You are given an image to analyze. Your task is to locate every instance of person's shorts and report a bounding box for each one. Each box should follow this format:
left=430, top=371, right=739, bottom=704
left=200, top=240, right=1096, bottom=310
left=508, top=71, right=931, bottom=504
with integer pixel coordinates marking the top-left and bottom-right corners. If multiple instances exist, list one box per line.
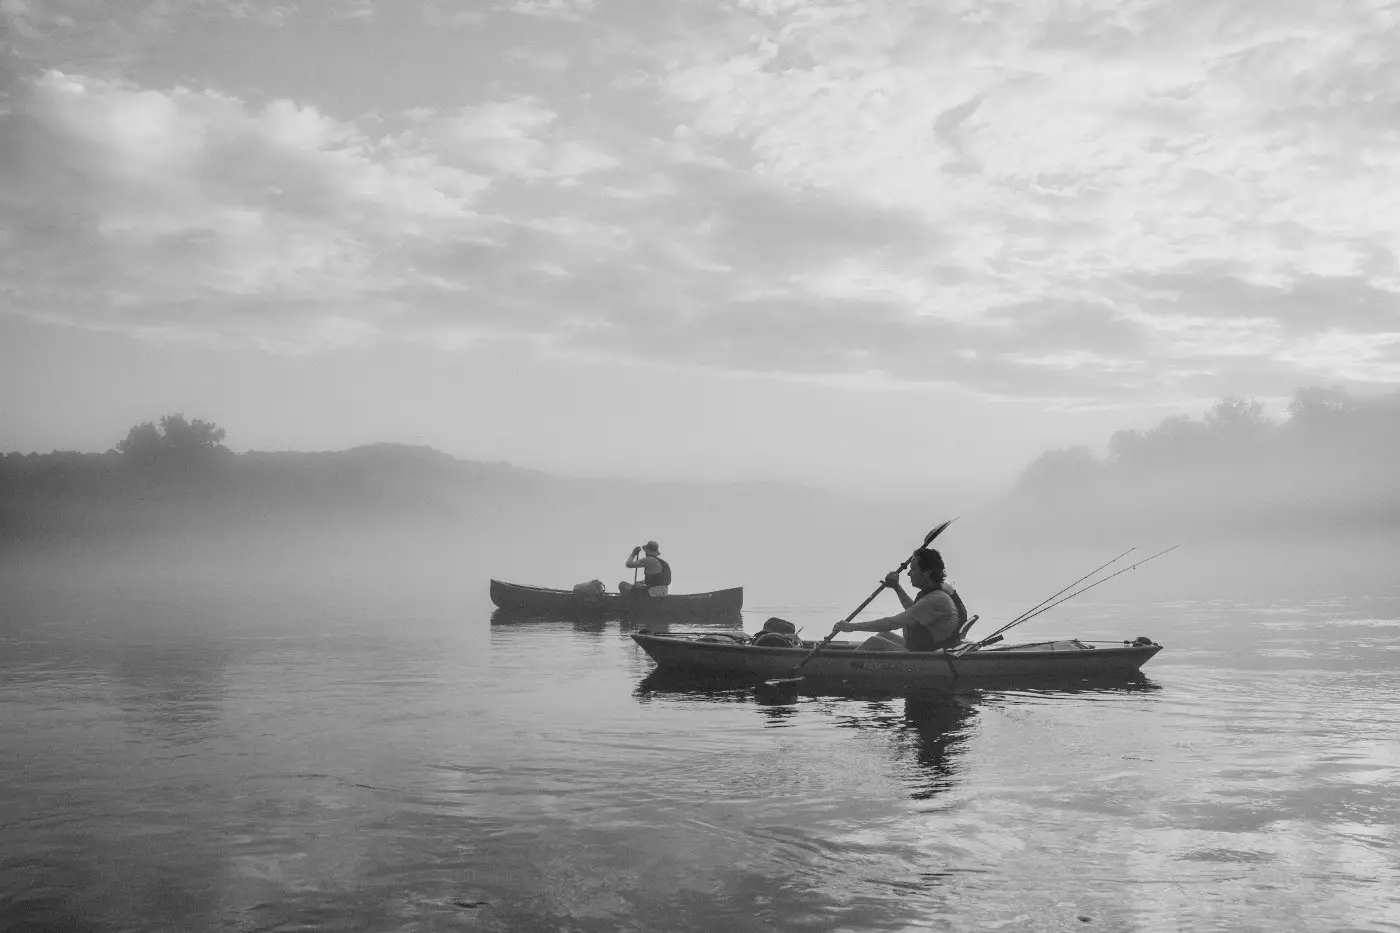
left=619, top=582, right=668, bottom=597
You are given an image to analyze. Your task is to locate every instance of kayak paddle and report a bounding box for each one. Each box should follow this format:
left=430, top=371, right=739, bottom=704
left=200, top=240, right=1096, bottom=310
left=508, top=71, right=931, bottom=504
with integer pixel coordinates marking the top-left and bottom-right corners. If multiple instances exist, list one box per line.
left=762, top=519, right=956, bottom=687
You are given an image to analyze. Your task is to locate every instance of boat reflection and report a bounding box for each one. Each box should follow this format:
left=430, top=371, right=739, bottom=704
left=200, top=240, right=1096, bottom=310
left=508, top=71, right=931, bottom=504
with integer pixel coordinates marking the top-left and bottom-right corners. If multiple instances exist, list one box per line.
left=634, top=666, right=1162, bottom=701
left=489, top=608, right=743, bottom=631
left=634, top=668, right=1164, bottom=799
left=841, top=693, right=976, bottom=800
left=635, top=669, right=978, bottom=799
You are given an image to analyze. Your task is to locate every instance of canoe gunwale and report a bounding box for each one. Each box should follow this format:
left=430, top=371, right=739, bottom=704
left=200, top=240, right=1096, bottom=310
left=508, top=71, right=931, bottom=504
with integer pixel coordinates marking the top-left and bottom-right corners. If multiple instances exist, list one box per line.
left=489, top=579, right=744, bottom=615
left=630, top=632, right=1162, bottom=685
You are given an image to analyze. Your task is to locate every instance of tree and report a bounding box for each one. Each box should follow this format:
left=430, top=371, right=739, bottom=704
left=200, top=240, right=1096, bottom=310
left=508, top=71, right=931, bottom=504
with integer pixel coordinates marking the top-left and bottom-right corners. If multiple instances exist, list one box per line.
left=1286, top=386, right=1355, bottom=433
left=157, top=414, right=226, bottom=453
left=1015, top=446, right=1100, bottom=494
left=114, top=421, right=163, bottom=461
left=1204, top=396, right=1271, bottom=441
left=114, top=414, right=228, bottom=467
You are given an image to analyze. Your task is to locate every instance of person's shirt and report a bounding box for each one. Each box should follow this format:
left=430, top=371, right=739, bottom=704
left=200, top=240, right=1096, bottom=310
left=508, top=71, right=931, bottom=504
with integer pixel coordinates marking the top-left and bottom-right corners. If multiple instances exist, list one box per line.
left=889, top=586, right=961, bottom=651
left=625, top=554, right=664, bottom=576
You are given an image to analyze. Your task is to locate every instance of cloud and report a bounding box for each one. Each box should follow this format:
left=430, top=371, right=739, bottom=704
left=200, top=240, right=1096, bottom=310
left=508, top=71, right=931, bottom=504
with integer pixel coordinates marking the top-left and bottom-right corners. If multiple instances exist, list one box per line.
left=1127, top=268, right=1400, bottom=335
left=640, top=0, right=1400, bottom=391
left=5, top=0, right=1400, bottom=405
left=0, top=71, right=494, bottom=348
left=327, top=0, right=376, bottom=23
left=421, top=3, right=485, bottom=27
left=504, top=0, right=596, bottom=22
left=434, top=99, right=618, bottom=179
left=504, top=47, right=571, bottom=72
left=215, top=1, right=299, bottom=26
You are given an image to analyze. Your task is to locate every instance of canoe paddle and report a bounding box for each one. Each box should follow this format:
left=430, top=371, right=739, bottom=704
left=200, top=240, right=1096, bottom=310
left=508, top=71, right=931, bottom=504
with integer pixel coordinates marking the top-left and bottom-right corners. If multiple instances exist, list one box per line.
left=762, top=519, right=956, bottom=687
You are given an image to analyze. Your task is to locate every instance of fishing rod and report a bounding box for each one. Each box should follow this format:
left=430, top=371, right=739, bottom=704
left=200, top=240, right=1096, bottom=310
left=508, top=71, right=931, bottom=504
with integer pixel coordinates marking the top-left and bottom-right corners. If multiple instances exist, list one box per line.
left=967, top=545, right=1180, bottom=650
left=987, top=547, right=1136, bottom=640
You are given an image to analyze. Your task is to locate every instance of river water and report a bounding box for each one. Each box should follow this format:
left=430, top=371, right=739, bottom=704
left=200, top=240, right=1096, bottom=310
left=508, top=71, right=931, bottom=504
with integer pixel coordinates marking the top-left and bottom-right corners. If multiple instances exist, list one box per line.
left=2, top=577, right=1398, bottom=932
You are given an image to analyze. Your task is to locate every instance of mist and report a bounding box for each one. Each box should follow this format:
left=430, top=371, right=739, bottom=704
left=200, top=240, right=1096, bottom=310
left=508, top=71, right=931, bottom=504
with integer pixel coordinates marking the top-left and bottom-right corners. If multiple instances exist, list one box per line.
left=5, top=391, right=1398, bottom=634
left=959, top=386, right=1400, bottom=607
left=0, top=418, right=937, bottom=617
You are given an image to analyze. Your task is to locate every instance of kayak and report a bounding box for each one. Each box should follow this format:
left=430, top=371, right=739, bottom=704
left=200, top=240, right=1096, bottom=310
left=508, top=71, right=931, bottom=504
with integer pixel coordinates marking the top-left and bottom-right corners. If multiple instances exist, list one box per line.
left=630, top=631, right=1162, bottom=687
left=489, top=579, right=743, bottom=618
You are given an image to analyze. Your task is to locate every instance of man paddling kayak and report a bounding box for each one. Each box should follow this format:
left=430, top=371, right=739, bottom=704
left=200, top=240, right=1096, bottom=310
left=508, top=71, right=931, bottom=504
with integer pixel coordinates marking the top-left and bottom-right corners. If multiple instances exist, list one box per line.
left=833, top=547, right=968, bottom=650
left=620, top=540, right=671, bottom=597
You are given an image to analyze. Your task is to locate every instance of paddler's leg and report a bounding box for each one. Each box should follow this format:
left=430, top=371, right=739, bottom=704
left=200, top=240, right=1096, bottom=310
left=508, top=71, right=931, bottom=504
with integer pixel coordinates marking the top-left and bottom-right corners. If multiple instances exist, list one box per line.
left=858, top=631, right=905, bottom=651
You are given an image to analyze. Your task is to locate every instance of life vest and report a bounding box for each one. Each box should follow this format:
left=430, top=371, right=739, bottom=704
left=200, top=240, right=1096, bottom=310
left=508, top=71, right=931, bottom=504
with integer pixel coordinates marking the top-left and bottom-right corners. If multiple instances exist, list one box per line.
left=945, top=582, right=969, bottom=628
left=644, top=557, right=671, bottom=588
left=904, top=583, right=968, bottom=652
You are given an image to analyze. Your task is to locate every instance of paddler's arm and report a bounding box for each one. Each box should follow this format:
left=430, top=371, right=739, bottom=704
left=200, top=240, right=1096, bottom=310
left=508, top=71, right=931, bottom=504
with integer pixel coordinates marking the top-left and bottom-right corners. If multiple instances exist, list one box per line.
left=835, top=608, right=915, bottom=634
left=882, top=571, right=914, bottom=609
left=625, top=546, right=645, bottom=568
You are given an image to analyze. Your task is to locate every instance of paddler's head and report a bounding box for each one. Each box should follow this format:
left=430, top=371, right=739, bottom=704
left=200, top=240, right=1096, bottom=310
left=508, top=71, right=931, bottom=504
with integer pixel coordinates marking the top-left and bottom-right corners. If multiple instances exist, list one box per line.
left=909, top=547, right=946, bottom=588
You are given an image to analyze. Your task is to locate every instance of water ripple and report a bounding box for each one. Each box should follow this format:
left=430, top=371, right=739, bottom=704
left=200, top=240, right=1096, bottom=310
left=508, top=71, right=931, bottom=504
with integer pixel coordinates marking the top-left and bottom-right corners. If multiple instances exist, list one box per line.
left=3, top=591, right=1399, bottom=932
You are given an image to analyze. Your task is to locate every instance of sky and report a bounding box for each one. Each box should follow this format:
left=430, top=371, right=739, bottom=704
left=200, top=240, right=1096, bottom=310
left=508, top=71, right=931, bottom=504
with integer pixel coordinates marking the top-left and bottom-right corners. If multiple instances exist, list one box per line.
left=3, top=0, right=1400, bottom=492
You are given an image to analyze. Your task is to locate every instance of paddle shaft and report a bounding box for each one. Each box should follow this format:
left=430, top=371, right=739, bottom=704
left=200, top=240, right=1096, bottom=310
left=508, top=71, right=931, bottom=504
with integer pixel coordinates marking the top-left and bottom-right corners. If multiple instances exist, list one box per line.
left=779, top=581, right=892, bottom=680
left=778, top=527, right=950, bottom=680
left=767, top=515, right=952, bottom=683
left=628, top=547, right=640, bottom=621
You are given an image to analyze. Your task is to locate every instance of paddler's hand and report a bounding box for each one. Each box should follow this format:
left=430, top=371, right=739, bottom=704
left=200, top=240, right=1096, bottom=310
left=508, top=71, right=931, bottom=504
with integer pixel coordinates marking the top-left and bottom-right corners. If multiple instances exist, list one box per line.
left=882, top=571, right=901, bottom=588
left=630, top=546, right=641, bottom=558
left=834, top=620, right=857, bottom=633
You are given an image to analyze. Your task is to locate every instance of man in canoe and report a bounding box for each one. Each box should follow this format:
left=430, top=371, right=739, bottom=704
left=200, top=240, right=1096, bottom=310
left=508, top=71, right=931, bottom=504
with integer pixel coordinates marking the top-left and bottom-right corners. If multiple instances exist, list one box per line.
left=620, top=540, right=671, bottom=597
left=833, top=547, right=968, bottom=651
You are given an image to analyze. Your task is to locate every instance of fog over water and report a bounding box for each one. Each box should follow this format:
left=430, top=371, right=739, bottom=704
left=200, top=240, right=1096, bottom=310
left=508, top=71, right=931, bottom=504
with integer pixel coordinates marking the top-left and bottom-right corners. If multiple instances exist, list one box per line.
left=6, top=389, right=1398, bottom=612
left=3, top=397, right=1399, bottom=931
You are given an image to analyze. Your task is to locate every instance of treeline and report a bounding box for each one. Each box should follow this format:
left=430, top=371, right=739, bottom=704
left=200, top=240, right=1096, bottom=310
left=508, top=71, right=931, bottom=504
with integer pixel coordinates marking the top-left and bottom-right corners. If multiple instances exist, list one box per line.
left=0, top=414, right=898, bottom=599
left=1001, top=387, right=1400, bottom=540
left=0, top=414, right=560, bottom=545
left=0, top=413, right=846, bottom=549
left=9, top=390, right=1399, bottom=552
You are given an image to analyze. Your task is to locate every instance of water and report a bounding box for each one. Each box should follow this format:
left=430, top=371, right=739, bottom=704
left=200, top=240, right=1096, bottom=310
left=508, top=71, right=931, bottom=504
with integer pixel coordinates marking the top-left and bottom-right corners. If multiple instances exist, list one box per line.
left=2, top=579, right=1398, bottom=932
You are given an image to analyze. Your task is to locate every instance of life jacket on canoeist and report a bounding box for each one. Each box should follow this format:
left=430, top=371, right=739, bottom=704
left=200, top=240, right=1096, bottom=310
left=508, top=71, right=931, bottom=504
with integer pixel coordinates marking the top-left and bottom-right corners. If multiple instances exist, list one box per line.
left=903, top=582, right=969, bottom=652
left=643, top=557, right=671, bottom=589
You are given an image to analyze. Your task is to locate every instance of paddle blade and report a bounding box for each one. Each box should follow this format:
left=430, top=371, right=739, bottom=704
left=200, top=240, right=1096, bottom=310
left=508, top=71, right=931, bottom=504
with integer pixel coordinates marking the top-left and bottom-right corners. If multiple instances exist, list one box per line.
left=924, top=518, right=957, bottom=546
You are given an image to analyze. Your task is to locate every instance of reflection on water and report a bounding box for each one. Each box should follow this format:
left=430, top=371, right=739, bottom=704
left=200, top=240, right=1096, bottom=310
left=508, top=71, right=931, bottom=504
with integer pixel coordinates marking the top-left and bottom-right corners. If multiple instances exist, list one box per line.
left=895, top=696, right=974, bottom=800
left=490, top=607, right=744, bottom=634
left=4, top=585, right=1399, bottom=932
left=637, top=671, right=978, bottom=801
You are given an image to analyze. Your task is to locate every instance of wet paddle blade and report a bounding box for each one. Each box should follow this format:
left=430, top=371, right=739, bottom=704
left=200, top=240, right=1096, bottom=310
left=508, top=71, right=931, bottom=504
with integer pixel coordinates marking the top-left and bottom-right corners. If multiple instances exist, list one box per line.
left=924, top=518, right=956, bottom=546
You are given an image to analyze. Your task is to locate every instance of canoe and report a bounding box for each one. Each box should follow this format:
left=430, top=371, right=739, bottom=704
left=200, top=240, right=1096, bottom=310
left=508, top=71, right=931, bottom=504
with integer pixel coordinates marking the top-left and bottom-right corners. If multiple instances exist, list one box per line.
left=489, top=579, right=743, bottom=618
left=630, top=631, right=1162, bottom=687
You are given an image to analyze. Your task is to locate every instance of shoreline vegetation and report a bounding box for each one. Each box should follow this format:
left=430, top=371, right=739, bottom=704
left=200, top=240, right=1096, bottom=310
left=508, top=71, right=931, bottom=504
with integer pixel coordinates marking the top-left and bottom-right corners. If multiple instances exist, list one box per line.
left=1006, top=387, right=1400, bottom=540
left=3, top=389, right=1398, bottom=602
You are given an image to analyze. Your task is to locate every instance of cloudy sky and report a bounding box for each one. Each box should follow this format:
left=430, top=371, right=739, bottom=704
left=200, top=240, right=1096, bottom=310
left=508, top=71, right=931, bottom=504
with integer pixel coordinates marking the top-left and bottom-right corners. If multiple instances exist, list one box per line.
left=3, top=0, right=1399, bottom=490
